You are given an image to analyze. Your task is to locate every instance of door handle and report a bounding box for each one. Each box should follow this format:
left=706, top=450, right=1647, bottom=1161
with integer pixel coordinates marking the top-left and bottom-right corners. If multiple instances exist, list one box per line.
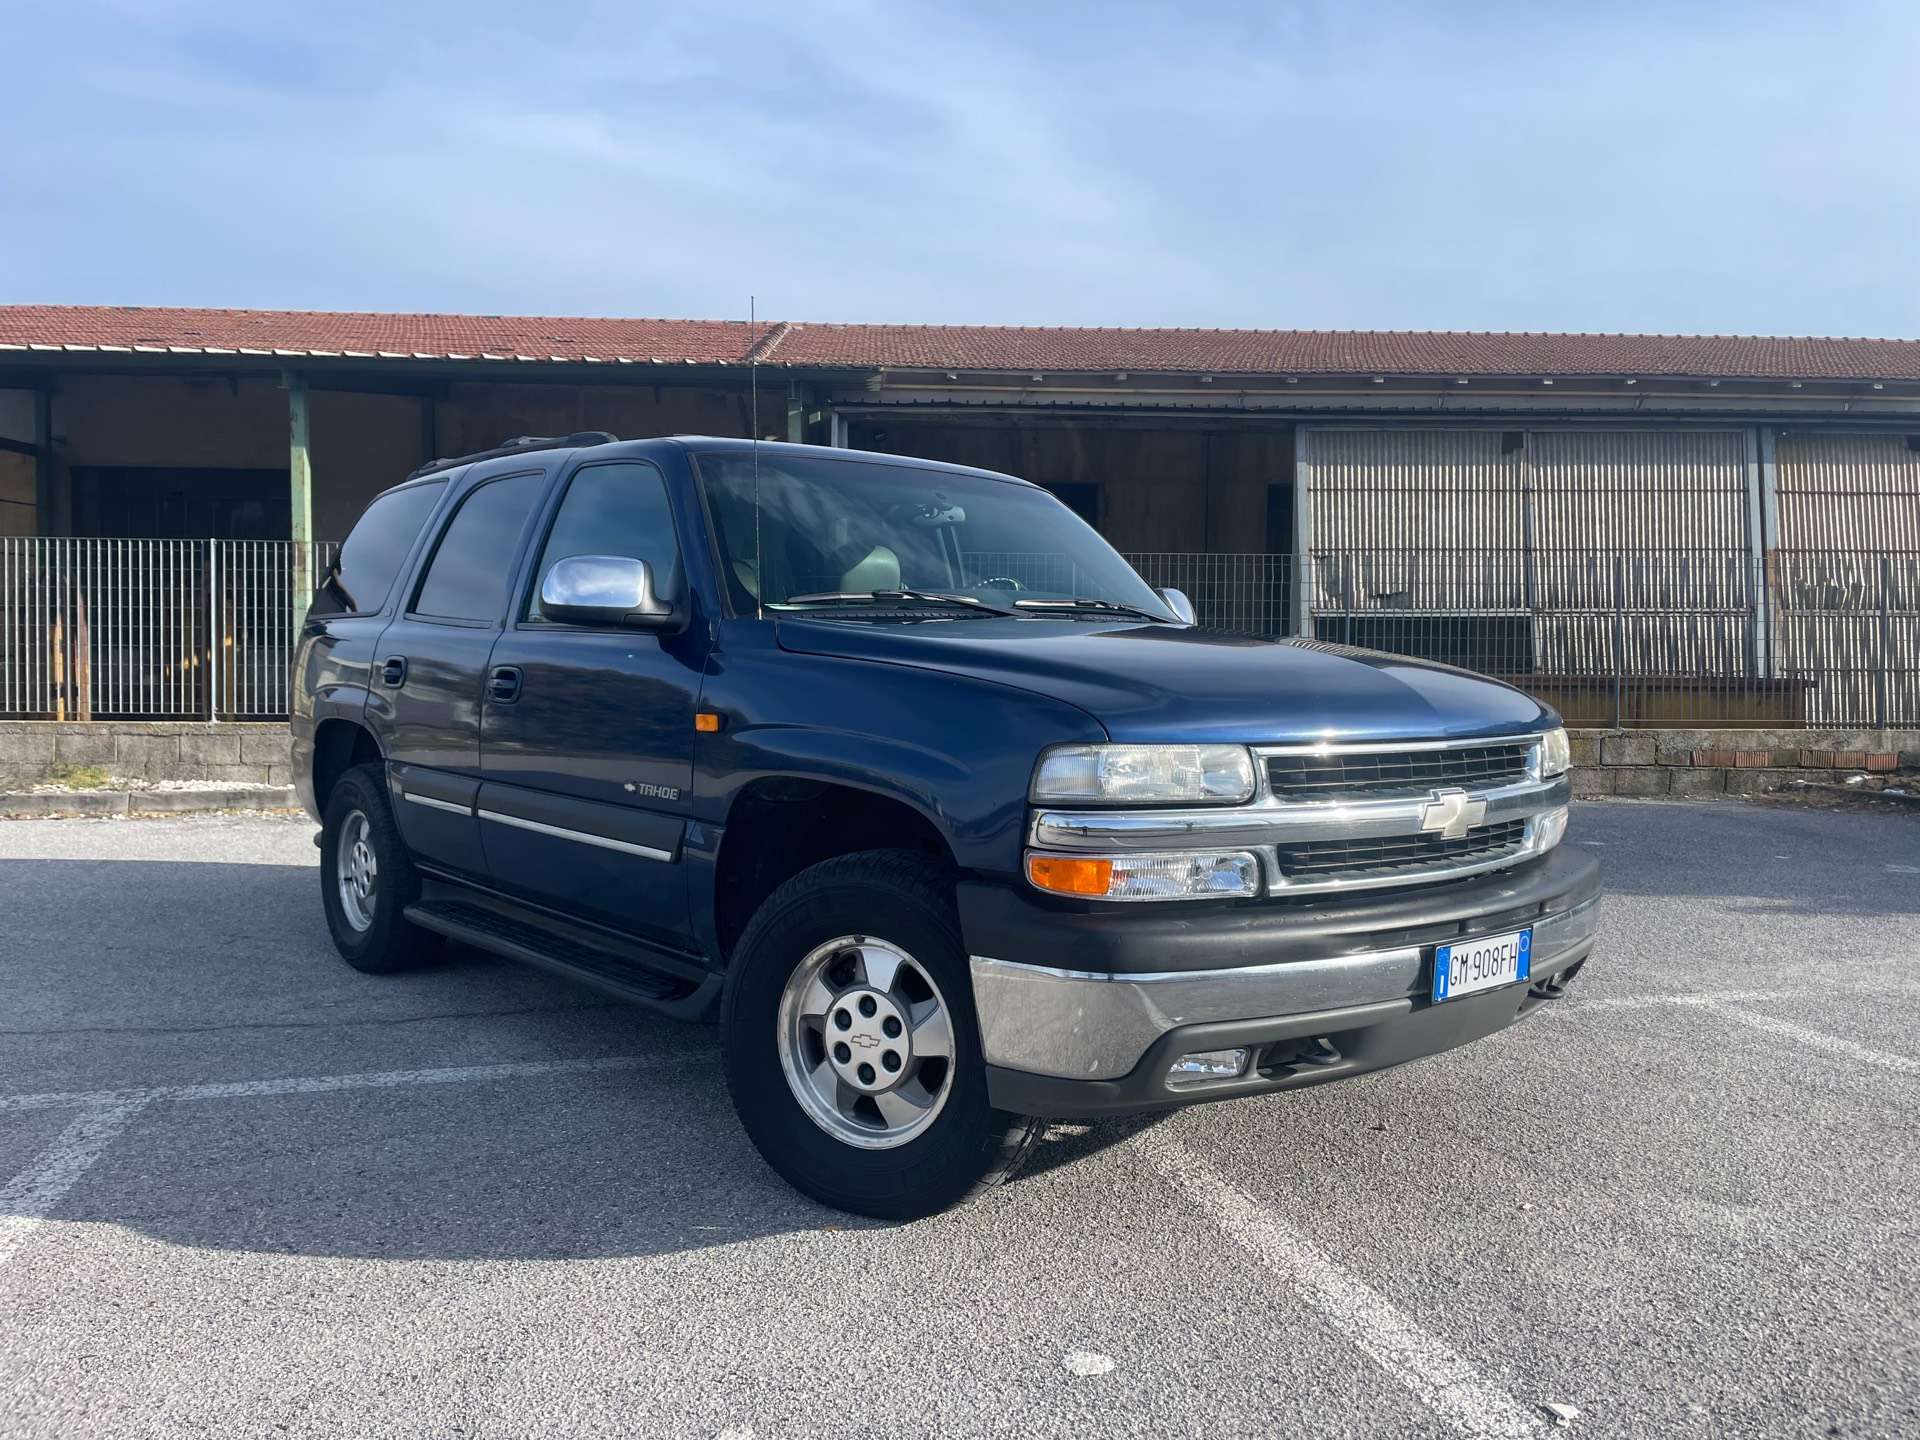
left=380, top=655, right=408, bottom=687
left=487, top=665, right=523, bottom=704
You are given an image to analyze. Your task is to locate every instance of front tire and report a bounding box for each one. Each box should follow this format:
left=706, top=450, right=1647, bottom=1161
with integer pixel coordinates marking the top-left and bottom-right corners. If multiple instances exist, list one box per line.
left=318, top=762, right=444, bottom=975
left=722, top=850, right=1040, bottom=1220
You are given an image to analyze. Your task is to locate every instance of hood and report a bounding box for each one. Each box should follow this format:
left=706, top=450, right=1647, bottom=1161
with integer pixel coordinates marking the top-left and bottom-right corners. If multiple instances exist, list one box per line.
left=774, top=617, right=1556, bottom=745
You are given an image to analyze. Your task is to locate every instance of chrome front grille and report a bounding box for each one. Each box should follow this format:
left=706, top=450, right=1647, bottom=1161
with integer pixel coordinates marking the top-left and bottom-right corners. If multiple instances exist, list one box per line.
left=1273, top=819, right=1528, bottom=880
left=1027, top=732, right=1566, bottom=897
left=1265, top=742, right=1531, bottom=800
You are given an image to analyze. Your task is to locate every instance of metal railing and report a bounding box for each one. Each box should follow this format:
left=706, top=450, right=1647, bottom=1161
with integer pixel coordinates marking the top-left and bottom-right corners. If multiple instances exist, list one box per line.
left=0, top=539, right=1913, bottom=728
left=0, top=539, right=335, bottom=722
left=1127, top=548, right=1920, bottom=728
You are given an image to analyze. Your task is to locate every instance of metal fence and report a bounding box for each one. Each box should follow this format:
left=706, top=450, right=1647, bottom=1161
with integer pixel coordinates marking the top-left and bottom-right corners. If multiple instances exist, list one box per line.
left=0, top=539, right=335, bottom=722
left=1129, top=548, right=1919, bottom=728
left=1, top=538, right=1913, bottom=728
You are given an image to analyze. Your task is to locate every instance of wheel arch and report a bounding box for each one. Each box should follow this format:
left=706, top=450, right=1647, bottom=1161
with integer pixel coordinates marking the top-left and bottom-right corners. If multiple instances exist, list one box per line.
left=311, top=717, right=385, bottom=812
left=710, top=776, right=958, bottom=963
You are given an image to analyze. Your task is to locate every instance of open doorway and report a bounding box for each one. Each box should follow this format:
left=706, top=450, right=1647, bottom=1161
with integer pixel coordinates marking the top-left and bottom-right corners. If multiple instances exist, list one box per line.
left=68, top=467, right=290, bottom=539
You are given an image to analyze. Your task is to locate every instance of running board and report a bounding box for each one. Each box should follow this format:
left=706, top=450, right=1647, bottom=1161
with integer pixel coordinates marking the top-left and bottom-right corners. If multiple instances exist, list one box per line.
left=403, top=896, right=720, bottom=1022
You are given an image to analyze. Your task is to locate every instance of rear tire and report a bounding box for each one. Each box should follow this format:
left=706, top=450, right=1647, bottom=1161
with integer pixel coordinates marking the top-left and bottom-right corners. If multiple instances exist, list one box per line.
left=319, top=762, right=445, bottom=975
left=722, top=849, right=1040, bottom=1220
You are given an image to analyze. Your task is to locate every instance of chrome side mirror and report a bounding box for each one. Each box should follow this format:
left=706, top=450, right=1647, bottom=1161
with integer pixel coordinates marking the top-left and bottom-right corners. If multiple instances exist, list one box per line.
left=1158, top=586, right=1197, bottom=625
left=538, top=555, right=675, bottom=628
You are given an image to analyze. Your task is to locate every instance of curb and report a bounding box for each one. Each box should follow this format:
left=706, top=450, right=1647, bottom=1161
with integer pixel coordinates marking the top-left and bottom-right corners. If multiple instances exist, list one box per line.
left=0, top=786, right=300, bottom=819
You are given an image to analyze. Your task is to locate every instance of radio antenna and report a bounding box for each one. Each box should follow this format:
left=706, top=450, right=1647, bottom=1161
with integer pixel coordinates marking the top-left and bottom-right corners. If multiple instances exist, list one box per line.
left=749, top=294, right=764, bottom=619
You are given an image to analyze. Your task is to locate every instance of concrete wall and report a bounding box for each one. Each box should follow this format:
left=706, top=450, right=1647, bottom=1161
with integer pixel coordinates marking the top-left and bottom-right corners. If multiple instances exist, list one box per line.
left=0, top=722, right=290, bottom=787
left=1568, top=727, right=1920, bottom=797
left=3, top=719, right=1912, bottom=798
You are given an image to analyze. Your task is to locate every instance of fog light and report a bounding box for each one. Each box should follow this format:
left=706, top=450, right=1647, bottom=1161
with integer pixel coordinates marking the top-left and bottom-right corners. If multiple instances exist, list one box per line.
left=1534, top=805, right=1569, bottom=852
left=1166, top=1047, right=1250, bottom=1088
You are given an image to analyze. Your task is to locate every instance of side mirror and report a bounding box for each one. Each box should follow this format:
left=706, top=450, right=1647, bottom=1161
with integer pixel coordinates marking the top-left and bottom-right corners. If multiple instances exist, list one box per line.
left=539, top=555, right=676, bottom=628
left=1158, top=587, right=1197, bottom=625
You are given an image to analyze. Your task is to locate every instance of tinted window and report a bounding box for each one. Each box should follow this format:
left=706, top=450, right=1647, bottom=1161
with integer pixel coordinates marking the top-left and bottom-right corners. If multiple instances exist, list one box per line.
left=527, top=461, right=681, bottom=620
left=313, top=480, right=446, bottom=615
left=411, top=472, right=543, bottom=622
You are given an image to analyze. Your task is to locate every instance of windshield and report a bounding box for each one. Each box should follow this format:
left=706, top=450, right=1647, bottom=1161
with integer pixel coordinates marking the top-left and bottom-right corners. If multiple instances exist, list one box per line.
left=696, top=452, right=1174, bottom=619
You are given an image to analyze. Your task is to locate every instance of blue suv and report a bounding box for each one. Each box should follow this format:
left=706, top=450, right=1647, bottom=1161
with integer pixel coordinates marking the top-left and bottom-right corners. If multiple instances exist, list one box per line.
left=293, top=434, right=1600, bottom=1219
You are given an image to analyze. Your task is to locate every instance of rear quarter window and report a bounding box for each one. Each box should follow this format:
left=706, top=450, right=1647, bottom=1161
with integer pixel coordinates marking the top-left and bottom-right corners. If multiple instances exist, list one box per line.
left=313, top=480, right=447, bottom=615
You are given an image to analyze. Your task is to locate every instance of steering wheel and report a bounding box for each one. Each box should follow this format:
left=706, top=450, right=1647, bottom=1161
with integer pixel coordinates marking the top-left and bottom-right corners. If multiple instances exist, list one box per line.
left=980, top=576, right=1025, bottom=591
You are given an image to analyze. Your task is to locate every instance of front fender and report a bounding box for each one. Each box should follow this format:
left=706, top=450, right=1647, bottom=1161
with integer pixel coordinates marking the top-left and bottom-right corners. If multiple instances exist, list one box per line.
left=693, top=640, right=1106, bottom=874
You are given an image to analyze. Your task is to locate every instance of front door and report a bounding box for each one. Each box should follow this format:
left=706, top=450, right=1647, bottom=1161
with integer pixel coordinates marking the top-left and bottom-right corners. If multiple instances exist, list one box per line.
left=479, top=457, right=702, bottom=951
left=369, top=467, right=549, bottom=880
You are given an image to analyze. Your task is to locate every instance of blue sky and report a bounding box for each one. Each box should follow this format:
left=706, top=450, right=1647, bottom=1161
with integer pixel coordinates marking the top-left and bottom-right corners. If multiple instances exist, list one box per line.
left=6, top=1, right=1917, bottom=337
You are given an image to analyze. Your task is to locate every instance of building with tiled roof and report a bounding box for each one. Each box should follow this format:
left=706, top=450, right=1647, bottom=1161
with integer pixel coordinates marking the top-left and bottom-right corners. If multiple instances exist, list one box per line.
left=0, top=302, right=1915, bottom=730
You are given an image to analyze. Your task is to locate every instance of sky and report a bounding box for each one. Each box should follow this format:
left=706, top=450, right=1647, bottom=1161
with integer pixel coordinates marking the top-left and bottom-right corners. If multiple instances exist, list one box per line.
left=5, top=0, right=1918, bottom=338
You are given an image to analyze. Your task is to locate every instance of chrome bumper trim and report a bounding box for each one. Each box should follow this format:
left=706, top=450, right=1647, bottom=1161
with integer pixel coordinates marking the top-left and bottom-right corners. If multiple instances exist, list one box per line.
left=1031, top=774, right=1569, bottom=850
left=970, top=890, right=1600, bottom=1082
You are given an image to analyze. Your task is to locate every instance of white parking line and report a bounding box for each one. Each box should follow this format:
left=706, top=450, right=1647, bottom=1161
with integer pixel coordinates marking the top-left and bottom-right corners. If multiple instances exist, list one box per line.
left=0, top=1053, right=688, bottom=1271
left=1567, top=989, right=1792, bottom=1011
left=1136, top=1131, right=1549, bottom=1440
left=0, top=1052, right=689, bottom=1113
left=1679, top=999, right=1920, bottom=1075
left=0, top=1096, right=153, bottom=1269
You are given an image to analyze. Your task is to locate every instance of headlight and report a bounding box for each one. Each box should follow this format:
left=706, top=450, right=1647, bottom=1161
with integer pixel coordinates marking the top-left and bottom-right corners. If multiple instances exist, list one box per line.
left=1031, top=744, right=1256, bottom=805
left=1026, top=850, right=1261, bottom=901
left=1538, top=726, right=1570, bottom=779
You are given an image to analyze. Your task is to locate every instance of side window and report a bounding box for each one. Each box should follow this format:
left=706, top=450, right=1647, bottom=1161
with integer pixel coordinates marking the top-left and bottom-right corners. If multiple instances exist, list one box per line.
left=411, top=471, right=544, bottom=623
left=526, top=461, right=681, bottom=620
left=313, top=479, right=447, bottom=615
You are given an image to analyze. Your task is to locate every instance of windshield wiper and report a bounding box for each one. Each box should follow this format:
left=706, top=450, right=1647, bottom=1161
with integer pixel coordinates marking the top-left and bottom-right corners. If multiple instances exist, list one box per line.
left=773, top=588, right=1021, bottom=617
left=1012, top=597, right=1170, bottom=622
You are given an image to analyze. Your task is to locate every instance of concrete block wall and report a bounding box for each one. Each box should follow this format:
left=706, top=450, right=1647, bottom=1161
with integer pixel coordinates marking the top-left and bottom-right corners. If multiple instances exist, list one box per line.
left=2, top=721, right=1915, bottom=800
left=1568, top=728, right=1920, bottom=798
left=0, top=722, right=292, bottom=788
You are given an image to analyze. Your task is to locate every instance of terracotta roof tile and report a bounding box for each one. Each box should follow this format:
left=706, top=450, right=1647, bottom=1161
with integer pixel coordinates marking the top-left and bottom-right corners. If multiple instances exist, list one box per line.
left=765, top=322, right=1920, bottom=381
left=0, top=305, right=772, bottom=366
left=3, top=305, right=1917, bottom=382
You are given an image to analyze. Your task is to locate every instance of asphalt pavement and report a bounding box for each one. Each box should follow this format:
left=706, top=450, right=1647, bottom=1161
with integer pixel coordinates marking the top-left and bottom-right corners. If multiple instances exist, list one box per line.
left=0, top=801, right=1915, bottom=1439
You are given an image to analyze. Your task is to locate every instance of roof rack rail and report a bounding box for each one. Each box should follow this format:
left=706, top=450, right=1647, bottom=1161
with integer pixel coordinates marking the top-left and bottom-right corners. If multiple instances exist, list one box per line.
left=407, top=430, right=619, bottom=480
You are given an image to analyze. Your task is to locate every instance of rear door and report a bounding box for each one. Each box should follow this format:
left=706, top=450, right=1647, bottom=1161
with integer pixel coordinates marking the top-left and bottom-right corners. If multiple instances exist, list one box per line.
left=368, top=466, right=549, bottom=880
left=478, top=456, right=702, bottom=950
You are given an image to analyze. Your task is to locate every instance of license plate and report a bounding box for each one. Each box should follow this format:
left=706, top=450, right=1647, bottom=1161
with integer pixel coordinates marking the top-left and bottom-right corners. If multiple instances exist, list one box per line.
left=1432, top=928, right=1532, bottom=1003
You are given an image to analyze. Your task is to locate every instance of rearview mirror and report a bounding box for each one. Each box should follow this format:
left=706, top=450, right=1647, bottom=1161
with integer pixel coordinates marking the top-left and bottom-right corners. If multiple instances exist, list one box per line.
left=538, top=555, right=676, bottom=628
left=1158, top=587, right=1197, bottom=625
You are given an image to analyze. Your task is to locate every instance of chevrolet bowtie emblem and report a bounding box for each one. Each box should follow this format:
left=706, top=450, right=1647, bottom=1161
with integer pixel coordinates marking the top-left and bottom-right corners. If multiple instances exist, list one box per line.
left=1418, top=787, right=1487, bottom=841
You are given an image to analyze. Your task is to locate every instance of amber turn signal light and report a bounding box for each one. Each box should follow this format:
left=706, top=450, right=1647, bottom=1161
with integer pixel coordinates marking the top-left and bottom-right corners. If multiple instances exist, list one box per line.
left=694, top=711, right=723, bottom=733
left=1025, top=854, right=1114, bottom=897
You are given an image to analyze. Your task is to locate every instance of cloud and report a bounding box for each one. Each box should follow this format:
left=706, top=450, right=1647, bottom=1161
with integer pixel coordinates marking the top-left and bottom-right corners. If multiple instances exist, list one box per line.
left=3, top=0, right=1917, bottom=337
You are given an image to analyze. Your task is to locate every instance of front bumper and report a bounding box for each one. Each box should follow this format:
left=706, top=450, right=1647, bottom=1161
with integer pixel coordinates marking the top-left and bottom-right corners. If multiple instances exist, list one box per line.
left=961, top=846, right=1600, bottom=1118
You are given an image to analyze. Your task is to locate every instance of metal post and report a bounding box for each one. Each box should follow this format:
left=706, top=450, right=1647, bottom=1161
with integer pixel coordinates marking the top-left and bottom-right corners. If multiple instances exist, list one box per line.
left=1291, top=426, right=1313, bottom=638
left=286, top=373, right=313, bottom=642
left=1611, top=554, right=1626, bottom=730
left=206, top=539, right=220, bottom=722
left=1877, top=555, right=1892, bottom=730
left=1745, top=426, right=1777, bottom=680
left=787, top=384, right=804, bottom=444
